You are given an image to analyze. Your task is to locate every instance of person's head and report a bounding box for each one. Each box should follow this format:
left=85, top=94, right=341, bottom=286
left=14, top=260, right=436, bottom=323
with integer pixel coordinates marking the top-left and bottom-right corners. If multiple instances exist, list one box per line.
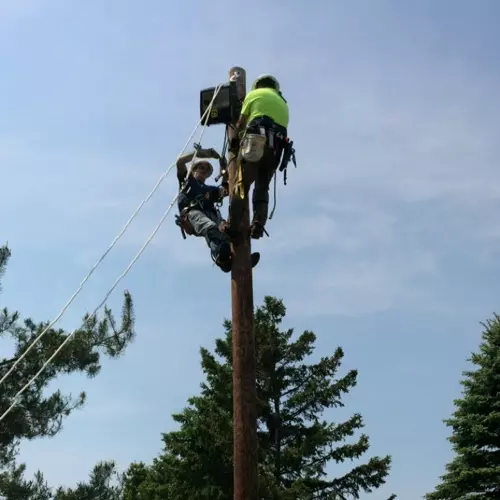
left=252, top=74, right=280, bottom=92
left=191, top=160, right=213, bottom=183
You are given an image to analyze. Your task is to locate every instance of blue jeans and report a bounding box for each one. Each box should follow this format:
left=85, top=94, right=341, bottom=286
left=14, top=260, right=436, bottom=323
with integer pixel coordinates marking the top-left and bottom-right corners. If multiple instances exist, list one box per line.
left=186, top=209, right=230, bottom=261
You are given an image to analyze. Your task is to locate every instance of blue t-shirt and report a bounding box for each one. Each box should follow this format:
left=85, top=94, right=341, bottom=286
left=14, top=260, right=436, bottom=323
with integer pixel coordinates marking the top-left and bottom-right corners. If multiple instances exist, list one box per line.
left=178, top=176, right=220, bottom=212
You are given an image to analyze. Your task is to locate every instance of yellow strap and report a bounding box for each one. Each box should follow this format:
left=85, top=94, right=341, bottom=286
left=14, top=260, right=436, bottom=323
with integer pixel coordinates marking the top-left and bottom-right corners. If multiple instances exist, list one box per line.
left=234, top=159, right=245, bottom=200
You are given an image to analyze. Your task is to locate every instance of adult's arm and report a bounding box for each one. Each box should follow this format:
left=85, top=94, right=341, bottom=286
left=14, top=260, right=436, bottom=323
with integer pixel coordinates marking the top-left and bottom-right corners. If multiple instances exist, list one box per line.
left=231, top=91, right=254, bottom=149
left=176, top=148, right=220, bottom=183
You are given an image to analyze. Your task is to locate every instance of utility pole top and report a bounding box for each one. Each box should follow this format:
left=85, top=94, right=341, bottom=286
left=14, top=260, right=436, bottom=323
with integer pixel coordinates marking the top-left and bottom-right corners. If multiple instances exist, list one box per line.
left=229, top=67, right=246, bottom=99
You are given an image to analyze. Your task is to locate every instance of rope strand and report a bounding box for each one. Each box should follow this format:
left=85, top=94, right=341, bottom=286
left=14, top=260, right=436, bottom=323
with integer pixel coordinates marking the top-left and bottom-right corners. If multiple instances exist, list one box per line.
left=0, top=84, right=221, bottom=424
left=0, top=86, right=222, bottom=408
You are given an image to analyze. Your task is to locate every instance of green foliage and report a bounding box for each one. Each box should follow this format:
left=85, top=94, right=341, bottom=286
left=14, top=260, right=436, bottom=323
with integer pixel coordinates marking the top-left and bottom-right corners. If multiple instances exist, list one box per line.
left=0, top=244, right=136, bottom=497
left=122, top=462, right=161, bottom=500
left=125, top=296, right=395, bottom=499
left=426, top=315, right=500, bottom=499
left=1, top=245, right=398, bottom=499
left=0, top=461, right=125, bottom=500
left=0, top=463, right=51, bottom=500
left=54, top=461, right=123, bottom=500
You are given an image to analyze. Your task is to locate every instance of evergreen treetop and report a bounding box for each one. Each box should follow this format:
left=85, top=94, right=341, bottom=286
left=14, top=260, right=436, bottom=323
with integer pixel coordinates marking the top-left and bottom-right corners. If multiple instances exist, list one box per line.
left=124, top=296, right=396, bottom=499
left=0, top=244, right=136, bottom=498
left=426, top=314, right=500, bottom=499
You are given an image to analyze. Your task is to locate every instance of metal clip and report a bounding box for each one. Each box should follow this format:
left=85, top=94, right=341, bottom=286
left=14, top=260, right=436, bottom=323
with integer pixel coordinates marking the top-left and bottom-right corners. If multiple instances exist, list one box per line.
left=215, top=168, right=227, bottom=183
left=175, top=215, right=187, bottom=239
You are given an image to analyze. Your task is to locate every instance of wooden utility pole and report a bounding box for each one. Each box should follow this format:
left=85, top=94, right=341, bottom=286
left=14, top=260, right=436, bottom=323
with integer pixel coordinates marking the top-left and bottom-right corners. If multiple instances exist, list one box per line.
left=227, top=66, right=258, bottom=500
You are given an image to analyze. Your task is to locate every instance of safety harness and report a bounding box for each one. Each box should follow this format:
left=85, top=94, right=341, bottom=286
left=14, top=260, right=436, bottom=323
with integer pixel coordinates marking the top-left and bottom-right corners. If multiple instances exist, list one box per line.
left=175, top=170, right=226, bottom=240
left=242, top=116, right=296, bottom=177
left=240, top=115, right=297, bottom=221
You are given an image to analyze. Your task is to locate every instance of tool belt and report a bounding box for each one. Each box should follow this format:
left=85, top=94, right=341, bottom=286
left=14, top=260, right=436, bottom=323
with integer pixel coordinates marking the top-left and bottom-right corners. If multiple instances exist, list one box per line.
left=244, top=116, right=287, bottom=160
left=175, top=207, right=195, bottom=239
left=180, top=208, right=195, bottom=233
left=175, top=198, right=220, bottom=239
left=243, top=115, right=296, bottom=184
left=175, top=194, right=204, bottom=239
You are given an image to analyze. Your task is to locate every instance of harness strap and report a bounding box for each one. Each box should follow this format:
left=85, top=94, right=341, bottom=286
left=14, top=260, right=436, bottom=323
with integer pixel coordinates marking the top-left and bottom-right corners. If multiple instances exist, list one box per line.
left=175, top=207, right=195, bottom=236
left=278, top=137, right=296, bottom=186
left=269, top=169, right=278, bottom=221
left=246, top=117, right=291, bottom=167
left=176, top=198, right=207, bottom=238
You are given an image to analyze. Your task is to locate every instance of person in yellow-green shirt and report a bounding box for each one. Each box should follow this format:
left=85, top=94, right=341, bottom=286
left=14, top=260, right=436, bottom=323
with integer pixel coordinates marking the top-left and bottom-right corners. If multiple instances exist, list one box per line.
left=226, top=74, right=290, bottom=240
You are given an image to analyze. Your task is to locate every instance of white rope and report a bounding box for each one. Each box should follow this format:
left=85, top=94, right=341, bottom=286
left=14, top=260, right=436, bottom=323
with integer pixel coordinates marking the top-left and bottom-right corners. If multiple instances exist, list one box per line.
left=0, top=89, right=219, bottom=391
left=0, top=84, right=222, bottom=423
left=0, top=85, right=222, bottom=415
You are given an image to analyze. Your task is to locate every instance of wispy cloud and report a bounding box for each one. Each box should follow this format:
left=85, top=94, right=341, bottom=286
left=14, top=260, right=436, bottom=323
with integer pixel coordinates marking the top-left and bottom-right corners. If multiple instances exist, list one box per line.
left=4, top=2, right=500, bottom=499
left=287, top=250, right=439, bottom=317
left=290, top=72, right=499, bottom=204
left=259, top=202, right=440, bottom=317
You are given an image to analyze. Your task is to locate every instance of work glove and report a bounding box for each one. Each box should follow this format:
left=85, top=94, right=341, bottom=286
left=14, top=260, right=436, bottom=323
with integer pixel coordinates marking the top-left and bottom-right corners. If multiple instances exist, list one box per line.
left=197, top=147, right=220, bottom=159
left=207, top=148, right=221, bottom=159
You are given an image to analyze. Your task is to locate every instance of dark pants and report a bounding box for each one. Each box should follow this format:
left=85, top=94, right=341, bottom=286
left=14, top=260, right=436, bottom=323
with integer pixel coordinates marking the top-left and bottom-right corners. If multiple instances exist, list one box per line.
left=186, top=209, right=230, bottom=261
left=228, top=146, right=280, bottom=234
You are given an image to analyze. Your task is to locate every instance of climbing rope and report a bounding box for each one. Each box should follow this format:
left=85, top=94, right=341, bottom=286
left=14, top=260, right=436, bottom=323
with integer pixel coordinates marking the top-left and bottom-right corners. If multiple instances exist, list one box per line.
left=0, top=85, right=223, bottom=423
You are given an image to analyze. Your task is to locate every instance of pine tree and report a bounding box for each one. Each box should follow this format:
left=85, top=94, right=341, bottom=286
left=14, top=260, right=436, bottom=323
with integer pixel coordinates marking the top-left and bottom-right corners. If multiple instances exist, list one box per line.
left=129, top=296, right=396, bottom=499
left=0, top=244, right=136, bottom=495
left=0, top=463, right=52, bottom=500
left=54, top=461, right=123, bottom=500
left=426, top=314, right=500, bottom=499
left=122, top=462, right=159, bottom=500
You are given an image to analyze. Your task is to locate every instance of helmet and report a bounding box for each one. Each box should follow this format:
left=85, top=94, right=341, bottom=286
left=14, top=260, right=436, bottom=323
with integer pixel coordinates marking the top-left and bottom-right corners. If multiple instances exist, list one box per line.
left=251, top=74, right=280, bottom=91
left=191, top=159, right=213, bottom=177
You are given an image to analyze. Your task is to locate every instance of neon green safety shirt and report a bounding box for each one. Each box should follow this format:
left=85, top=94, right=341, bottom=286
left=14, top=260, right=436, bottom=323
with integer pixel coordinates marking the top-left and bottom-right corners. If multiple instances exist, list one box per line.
left=240, top=88, right=289, bottom=129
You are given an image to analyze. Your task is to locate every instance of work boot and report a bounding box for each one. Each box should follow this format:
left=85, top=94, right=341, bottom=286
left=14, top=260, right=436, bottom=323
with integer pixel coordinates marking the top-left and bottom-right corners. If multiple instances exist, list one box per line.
left=251, top=252, right=261, bottom=268
left=250, top=221, right=267, bottom=239
left=213, top=243, right=232, bottom=273
left=216, top=253, right=259, bottom=272
left=216, top=256, right=232, bottom=273
left=250, top=200, right=269, bottom=239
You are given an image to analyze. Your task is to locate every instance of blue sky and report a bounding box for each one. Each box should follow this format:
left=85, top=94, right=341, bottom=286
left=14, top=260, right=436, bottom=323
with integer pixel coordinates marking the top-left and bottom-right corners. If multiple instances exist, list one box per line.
left=1, top=0, right=500, bottom=498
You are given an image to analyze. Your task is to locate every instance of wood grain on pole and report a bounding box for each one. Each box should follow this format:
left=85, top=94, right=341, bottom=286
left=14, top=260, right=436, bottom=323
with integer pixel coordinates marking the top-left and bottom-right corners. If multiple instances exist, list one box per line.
left=227, top=66, right=258, bottom=500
